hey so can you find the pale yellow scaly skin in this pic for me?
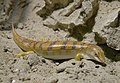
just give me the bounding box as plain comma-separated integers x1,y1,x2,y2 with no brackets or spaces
12,24,106,65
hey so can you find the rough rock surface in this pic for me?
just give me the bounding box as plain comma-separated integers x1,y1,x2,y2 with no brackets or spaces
0,0,120,83
42,0,99,40
93,1,120,50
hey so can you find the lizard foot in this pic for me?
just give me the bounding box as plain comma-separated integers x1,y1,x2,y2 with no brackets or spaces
16,51,34,58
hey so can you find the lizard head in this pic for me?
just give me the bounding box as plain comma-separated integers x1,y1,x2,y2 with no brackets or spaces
81,44,106,65
90,45,106,65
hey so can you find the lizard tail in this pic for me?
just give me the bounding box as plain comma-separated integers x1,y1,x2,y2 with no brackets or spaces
12,24,34,51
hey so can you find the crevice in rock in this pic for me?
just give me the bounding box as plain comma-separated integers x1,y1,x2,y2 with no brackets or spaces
99,44,119,62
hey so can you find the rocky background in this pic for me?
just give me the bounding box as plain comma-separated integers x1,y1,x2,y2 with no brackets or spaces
0,0,120,83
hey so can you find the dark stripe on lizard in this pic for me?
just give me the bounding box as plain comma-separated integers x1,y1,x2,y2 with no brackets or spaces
47,41,57,51
72,41,77,49
61,41,68,50
39,41,48,50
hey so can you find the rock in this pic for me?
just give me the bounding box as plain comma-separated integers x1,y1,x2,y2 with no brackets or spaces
82,32,97,44
93,1,120,50
45,76,58,83
37,0,73,19
27,53,40,66
106,27,120,50
56,59,77,73
17,23,24,29
12,58,30,73
42,0,99,38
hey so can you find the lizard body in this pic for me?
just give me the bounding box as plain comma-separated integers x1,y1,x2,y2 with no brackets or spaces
12,25,106,64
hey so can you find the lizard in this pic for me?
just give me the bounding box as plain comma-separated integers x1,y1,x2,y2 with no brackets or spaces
12,24,106,65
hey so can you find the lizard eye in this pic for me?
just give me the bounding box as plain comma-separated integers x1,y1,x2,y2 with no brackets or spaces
95,53,98,56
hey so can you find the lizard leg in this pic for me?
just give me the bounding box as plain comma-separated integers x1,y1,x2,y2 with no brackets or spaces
16,51,34,58
75,53,84,61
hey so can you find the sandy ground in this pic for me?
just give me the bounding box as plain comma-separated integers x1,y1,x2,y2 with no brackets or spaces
0,0,120,83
